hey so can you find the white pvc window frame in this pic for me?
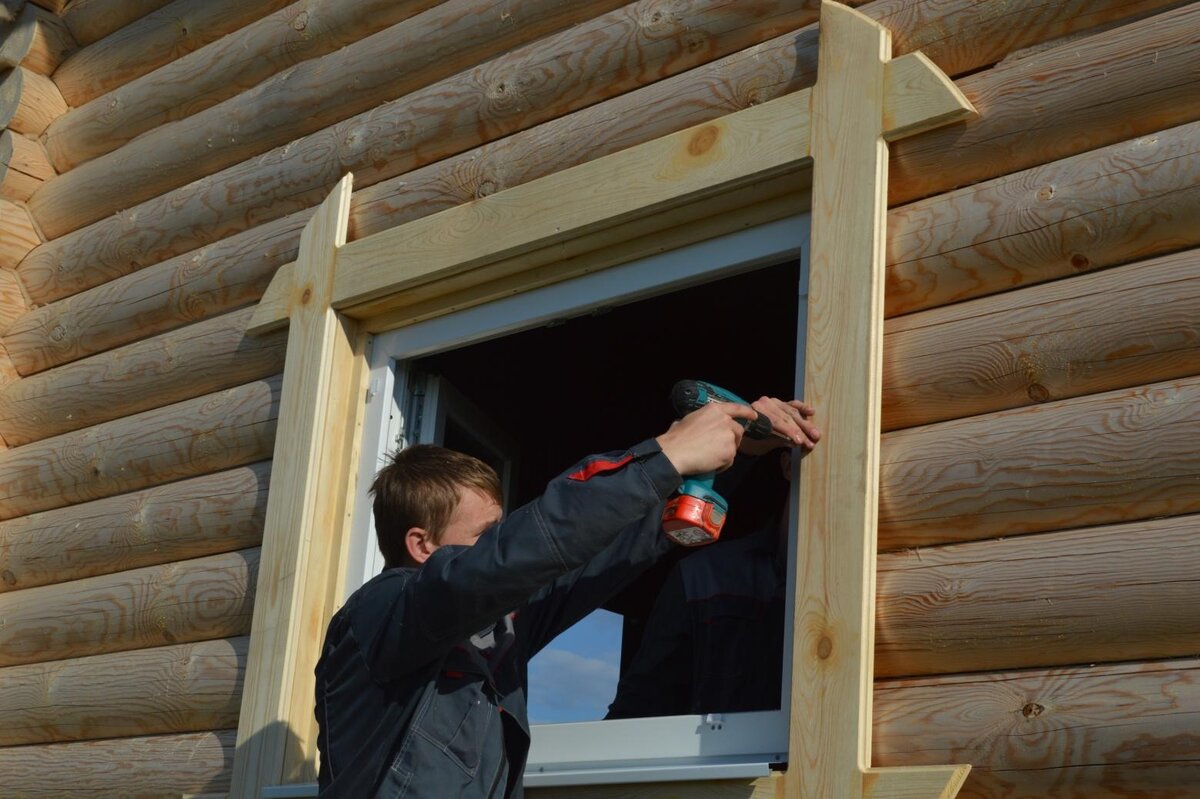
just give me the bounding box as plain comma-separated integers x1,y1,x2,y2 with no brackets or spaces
344,212,811,786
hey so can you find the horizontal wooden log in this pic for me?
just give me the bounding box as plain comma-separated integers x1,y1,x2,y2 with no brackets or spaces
29,0,817,241
0,3,73,74
0,195,39,269
0,306,285,443
889,2,1200,205
875,514,1200,677
0,729,235,797
0,128,53,201
61,0,172,46
0,547,257,667
45,0,449,171
875,659,1200,797
886,118,1200,317
0,64,66,135
0,461,268,593
0,375,278,520
51,0,292,108
879,376,1200,549
15,0,1187,312
0,635,245,745
882,248,1200,431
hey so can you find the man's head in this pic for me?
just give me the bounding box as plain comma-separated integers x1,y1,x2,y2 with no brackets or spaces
371,445,503,568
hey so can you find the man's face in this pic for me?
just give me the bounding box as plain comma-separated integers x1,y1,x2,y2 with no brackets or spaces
437,487,503,549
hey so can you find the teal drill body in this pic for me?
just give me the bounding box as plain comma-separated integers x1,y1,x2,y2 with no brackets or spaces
662,380,773,546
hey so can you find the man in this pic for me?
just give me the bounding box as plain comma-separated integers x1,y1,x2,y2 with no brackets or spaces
315,397,818,798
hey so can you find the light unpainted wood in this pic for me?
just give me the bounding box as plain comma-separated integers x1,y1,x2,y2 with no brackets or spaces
0,195,39,269
889,2,1200,205
788,3,892,796
878,376,1200,550
17,0,1189,314
0,306,285,442
0,635,245,745
0,375,279,520
0,3,73,74
61,0,172,46
874,659,1200,797
51,0,291,108
882,248,1200,430
43,0,530,170
0,461,268,593
882,52,972,141
0,729,236,798
0,65,67,135
0,128,54,201
252,89,817,333
0,547,257,667
0,265,29,331
886,118,1200,317
232,176,361,792
30,0,820,241
365,184,812,334
876,514,1200,677
864,767,972,799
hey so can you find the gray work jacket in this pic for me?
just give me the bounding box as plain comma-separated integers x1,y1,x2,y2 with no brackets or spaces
315,439,680,798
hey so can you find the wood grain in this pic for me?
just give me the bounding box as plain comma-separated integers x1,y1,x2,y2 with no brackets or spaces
43,0,544,171
0,268,28,335
0,128,54,201
51,0,292,108
61,0,173,47
0,306,285,444
0,729,236,798
0,375,279,520
30,0,821,241
886,118,1200,317
0,65,66,135
875,659,1200,798
788,2,889,796
231,176,360,792
882,248,1200,431
0,3,74,75
0,635,245,745
876,514,1200,677
878,376,1200,549
0,461,268,593
16,0,1186,317
0,195,39,269
0,547,257,667
889,2,1200,205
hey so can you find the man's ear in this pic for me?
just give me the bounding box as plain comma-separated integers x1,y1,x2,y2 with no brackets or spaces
405,527,435,565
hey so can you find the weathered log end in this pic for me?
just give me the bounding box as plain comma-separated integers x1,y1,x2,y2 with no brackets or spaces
0,196,39,269
0,128,54,201
0,3,74,74
0,65,67,135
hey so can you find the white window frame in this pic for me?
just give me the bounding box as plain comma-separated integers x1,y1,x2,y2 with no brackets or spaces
345,212,811,786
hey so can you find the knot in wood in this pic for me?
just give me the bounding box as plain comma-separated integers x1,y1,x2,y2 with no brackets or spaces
688,125,720,157
291,10,309,31
1036,185,1054,201
1027,383,1050,403
817,635,833,660
1021,702,1045,719
300,286,313,305
1,569,15,587
49,323,67,342
1070,252,1091,271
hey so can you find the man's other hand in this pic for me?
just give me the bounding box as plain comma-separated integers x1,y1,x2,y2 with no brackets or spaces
739,397,820,457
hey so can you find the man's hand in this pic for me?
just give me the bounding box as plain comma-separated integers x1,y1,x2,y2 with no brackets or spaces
656,402,756,477
739,397,820,457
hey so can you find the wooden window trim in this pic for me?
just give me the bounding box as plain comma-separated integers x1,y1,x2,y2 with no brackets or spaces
231,2,976,797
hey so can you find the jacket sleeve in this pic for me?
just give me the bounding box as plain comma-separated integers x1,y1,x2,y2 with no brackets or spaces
605,565,693,719
357,438,681,678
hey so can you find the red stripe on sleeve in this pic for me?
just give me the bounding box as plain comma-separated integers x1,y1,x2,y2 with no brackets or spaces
567,454,634,482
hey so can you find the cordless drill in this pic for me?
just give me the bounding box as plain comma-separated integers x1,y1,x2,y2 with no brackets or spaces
661,380,773,546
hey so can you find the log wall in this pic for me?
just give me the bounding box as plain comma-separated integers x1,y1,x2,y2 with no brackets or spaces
0,0,1196,795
